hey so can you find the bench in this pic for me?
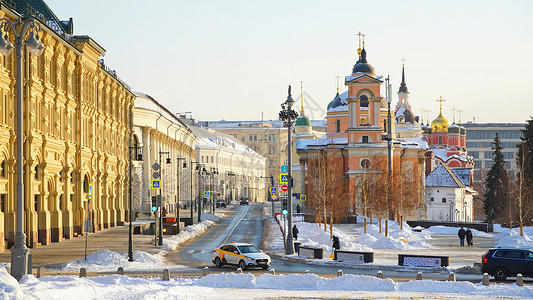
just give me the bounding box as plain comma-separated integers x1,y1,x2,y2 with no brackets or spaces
398,254,449,267
334,250,373,263
298,246,324,259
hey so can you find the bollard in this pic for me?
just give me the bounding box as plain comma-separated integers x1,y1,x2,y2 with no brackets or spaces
482,273,489,286
416,272,423,280
37,266,45,278
79,267,87,278
202,266,210,277
517,274,524,287
305,270,310,274
117,267,124,275
448,272,456,282
376,271,383,279
337,270,343,277
236,268,243,274
163,268,170,281
269,269,276,275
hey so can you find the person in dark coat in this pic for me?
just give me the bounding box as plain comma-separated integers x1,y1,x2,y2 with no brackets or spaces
465,228,474,246
458,227,466,247
292,225,299,240
332,235,341,250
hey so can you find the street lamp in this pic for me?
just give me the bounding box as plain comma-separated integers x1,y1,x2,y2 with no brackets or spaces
158,151,171,246
193,162,206,223
176,158,187,234
278,85,298,255
385,75,392,237
127,145,142,262
0,17,45,280
210,167,218,213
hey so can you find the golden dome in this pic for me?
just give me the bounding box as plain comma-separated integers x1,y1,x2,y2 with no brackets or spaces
431,109,450,132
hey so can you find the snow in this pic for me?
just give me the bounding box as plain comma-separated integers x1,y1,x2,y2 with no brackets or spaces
424,225,493,237
493,228,533,248
3,268,533,299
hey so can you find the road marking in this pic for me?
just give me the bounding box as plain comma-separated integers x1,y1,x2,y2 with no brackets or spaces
222,204,252,245
187,250,194,253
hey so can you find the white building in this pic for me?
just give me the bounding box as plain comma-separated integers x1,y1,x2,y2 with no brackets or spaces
189,126,267,203
133,93,197,214
425,164,477,222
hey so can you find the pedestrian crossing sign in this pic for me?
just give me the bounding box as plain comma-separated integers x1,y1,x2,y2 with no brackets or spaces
151,179,161,189
280,174,289,184
204,191,210,198
269,187,277,194
300,195,307,201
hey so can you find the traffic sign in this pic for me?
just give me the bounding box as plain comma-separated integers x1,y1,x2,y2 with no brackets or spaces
204,191,210,198
151,179,161,189
281,165,288,173
281,184,288,192
152,171,160,179
280,174,289,184
269,187,277,194
300,195,307,201
271,194,277,200
152,162,160,170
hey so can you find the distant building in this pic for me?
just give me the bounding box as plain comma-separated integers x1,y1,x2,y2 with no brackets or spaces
462,123,525,182
425,164,477,222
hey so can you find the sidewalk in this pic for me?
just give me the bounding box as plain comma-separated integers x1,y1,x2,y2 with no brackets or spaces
0,213,193,269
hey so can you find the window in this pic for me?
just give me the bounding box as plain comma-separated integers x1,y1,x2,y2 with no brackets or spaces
360,159,371,169
249,134,253,141
362,136,369,143
0,160,4,178
83,174,89,193
359,95,369,107
34,194,40,212
442,198,446,203
336,120,340,133
253,134,257,141
438,136,443,144
0,194,5,213
34,164,39,180
430,197,435,201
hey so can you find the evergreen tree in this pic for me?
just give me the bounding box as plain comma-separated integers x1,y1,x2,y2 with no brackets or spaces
483,133,510,223
516,117,533,226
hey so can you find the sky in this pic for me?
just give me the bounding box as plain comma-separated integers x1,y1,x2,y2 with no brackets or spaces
45,0,533,123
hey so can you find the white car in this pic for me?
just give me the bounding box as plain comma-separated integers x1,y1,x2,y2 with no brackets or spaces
212,242,271,270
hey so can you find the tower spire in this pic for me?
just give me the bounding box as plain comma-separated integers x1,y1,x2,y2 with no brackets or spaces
335,75,340,93
356,31,363,58
451,107,457,123
300,81,305,115
398,59,408,94
436,96,445,113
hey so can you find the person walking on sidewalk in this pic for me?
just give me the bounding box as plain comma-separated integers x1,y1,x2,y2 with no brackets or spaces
466,228,474,246
292,225,299,240
458,227,466,247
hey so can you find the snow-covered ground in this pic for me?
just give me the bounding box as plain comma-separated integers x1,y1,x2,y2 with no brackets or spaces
2,267,532,299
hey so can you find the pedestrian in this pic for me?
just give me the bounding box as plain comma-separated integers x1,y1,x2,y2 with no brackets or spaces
466,228,473,246
292,225,299,240
332,235,340,250
458,227,466,247
296,204,301,214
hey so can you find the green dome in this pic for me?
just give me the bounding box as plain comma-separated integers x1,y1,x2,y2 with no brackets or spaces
295,115,311,127
422,124,432,134
448,123,460,134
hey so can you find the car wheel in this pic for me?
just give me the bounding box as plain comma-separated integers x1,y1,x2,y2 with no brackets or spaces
494,267,509,281
214,257,222,267
239,260,247,270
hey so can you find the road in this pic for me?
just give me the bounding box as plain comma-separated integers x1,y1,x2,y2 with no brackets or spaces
164,202,531,283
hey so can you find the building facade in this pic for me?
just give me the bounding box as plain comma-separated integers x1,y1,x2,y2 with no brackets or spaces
462,123,525,182
133,93,197,215
0,2,134,251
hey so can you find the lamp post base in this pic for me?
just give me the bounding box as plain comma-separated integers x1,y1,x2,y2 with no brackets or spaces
10,243,30,280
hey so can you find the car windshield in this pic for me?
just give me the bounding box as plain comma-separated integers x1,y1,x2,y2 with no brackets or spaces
237,245,260,253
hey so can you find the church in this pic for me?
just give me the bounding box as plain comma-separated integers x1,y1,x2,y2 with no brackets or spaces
296,38,428,223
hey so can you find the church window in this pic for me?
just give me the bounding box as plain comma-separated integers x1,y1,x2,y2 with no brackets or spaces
336,120,341,132
360,159,371,169
442,198,446,203
362,136,369,143
359,95,369,107
439,136,443,144
430,197,435,201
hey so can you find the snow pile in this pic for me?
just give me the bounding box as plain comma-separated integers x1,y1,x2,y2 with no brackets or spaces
62,250,165,272
9,271,532,299
494,229,533,248
162,213,222,250
0,267,26,299
424,226,492,237
262,208,284,251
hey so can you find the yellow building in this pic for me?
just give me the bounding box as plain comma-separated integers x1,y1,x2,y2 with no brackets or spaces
0,3,134,250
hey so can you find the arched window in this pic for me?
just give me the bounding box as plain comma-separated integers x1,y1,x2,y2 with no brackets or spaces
0,160,5,178
83,174,89,193
439,136,443,144
383,120,387,132
360,159,371,169
362,136,369,143
133,134,142,160
34,164,39,180
442,197,447,203
359,95,369,107
430,197,435,201
336,120,341,132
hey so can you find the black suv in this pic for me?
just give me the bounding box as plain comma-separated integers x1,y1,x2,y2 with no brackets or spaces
481,248,533,280
240,197,249,205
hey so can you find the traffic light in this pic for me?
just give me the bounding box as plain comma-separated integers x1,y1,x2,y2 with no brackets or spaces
282,198,288,215
151,196,157,211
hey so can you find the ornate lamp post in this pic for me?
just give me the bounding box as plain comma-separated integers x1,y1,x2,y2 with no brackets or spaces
0,17,45,280
279,85,298,255
210,167,218,213
127,145,142,261
385,75,392,237
158,151,171,246
176,158,187,234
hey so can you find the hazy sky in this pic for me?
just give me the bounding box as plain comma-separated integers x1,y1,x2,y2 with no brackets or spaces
47,0,532,123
